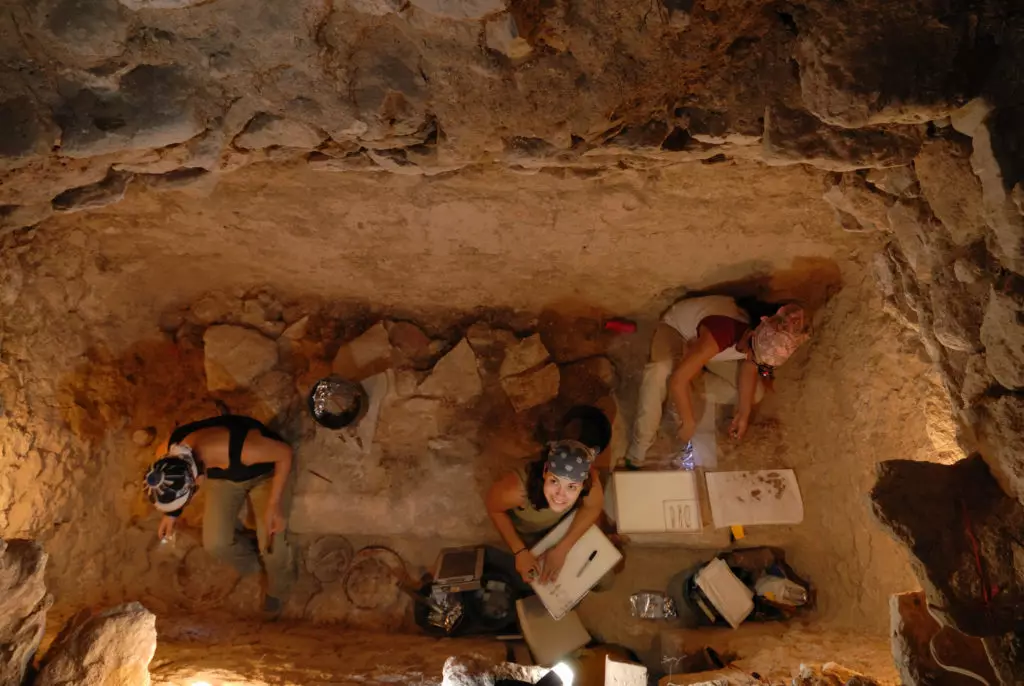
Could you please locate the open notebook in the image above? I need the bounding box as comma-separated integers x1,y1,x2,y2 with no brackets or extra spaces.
529,512,622,620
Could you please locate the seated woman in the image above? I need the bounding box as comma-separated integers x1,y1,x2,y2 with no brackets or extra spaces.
486,406,612,585
626,295,811,468
143,414,296,616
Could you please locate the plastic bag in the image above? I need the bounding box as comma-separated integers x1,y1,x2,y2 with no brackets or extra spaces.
630,591,678,619
671,441,696,471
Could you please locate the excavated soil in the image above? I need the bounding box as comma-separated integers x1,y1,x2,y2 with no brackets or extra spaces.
1,160,960,679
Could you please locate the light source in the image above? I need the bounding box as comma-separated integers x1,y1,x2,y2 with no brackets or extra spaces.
550,661,574,686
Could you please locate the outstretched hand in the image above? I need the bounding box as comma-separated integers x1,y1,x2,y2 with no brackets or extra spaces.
263,507,287,553
729,414,749,441
158,515,177,541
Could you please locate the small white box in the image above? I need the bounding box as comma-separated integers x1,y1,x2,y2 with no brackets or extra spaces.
606,471,702,533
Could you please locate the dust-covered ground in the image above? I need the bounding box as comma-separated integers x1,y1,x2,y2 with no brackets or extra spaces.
0,160,958,677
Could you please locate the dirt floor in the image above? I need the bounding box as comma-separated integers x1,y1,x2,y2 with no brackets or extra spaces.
0,160,961,681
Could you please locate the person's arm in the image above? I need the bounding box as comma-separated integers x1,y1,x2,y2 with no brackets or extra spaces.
730,360,759,440
668,327,720,443
486,472,541,582
540,470,604,582
241,434,294,542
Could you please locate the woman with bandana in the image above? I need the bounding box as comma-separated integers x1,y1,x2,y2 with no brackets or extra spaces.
486,406,611,585
625,297,811,469
142,414,296,616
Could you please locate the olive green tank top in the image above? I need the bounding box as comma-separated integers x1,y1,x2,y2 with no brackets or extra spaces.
507,465,568,539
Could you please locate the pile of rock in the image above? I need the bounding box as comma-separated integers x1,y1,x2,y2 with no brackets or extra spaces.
1,538,158,686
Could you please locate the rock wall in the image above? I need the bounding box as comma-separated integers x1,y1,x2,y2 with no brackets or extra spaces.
1,0,1022,232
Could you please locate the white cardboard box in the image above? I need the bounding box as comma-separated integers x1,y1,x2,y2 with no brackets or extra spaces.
516,595,590,667
605,471,702,533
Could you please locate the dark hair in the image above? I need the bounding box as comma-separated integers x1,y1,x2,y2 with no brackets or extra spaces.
525,445,593,511
559,404,612,454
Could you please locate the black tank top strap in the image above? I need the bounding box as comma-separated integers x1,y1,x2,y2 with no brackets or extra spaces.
169,415,282,482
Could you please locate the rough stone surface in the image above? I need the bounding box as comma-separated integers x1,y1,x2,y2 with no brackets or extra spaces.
499,333,550,378
979,286,1024,390
929,267,983,353
408,0,504,20
56,65,206,159
871,456,1024,637
976,396,1024,507
203,325,279,391
386,320,434,368
118,0,207,9
52,172,134,214
914,137,987,247
417,338,482,404
763,105,924,171
0,538,51,686
967,112,1024,274
332,321,394,381
501,362,559,412
132,428,155,446
234,114,326,151
35,602,157,686
485,14,532,59
890,590,997,686
823,174,893,232
865,166,918,198
0,96,57,162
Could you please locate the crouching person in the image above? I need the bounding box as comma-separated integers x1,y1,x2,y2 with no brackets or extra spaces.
144,414,296,617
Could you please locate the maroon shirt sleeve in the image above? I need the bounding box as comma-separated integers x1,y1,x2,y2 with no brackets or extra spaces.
698,315,750,352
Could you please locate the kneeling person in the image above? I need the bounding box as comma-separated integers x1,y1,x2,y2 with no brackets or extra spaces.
144,414,296,615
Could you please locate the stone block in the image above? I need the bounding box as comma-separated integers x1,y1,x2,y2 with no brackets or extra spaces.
914,137,986,247
501,362,559,412
967,111,1024,274
0,538,51,686
871,456,1024,636
929,267,983,353
37,0,128,67
822,174,892,232
387,320,434,368
796,13,968,128
203,325,279,391
118,0,207,8
57,65,204,159
417,339,482,404
409,0,504,19
0,203,53,233
980,287,1024,390
51,171,133,214
762,104,924,172
0,96,57,162
190,291,241,326
864,166,917,198
332,321,394,381
890,590,997,686
499,334,550,378
485,14,532,59
234,113,326,150
976,396,1024,507
35,602,156,686
281,315,310,341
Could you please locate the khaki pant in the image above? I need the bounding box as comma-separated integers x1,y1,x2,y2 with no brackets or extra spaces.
202,473,295,599
626,324,763,466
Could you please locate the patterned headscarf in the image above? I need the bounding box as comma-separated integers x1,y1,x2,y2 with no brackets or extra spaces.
752,304,811,374
544,439,596,483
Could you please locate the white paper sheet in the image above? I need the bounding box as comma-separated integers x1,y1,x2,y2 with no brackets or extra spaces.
529,512,622,620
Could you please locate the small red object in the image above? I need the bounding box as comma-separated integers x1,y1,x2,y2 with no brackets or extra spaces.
603,318,637,334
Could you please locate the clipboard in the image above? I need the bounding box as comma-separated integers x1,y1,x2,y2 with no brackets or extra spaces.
529,512,622,619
